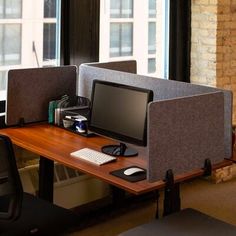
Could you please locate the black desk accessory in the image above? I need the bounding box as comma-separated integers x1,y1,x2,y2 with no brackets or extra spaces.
110,166,146,182
59,106,96,138
65,126,96,138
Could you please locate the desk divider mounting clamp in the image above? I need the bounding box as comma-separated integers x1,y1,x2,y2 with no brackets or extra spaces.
154,190,160,219
162,169,181,217
18,117,25,127
203,158,212,177
161,160,212,218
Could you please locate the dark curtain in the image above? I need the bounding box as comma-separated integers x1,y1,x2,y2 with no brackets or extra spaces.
169,0,191,82
60,0,70,65
60,0,100,66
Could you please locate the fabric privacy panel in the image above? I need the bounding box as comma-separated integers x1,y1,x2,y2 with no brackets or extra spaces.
6,66,77,126
91,60,137,74
79,62,232,159
147,92,225,182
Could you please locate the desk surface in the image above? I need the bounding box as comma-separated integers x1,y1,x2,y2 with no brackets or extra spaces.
0,123,231,195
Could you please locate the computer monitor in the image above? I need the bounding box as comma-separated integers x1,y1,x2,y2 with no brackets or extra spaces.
89,80,153,157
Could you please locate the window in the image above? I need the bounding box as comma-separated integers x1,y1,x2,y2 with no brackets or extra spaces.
148,22,156,54
0,24,21,66
44,0,56,18
147,0,157,75
43,23,56,61
110,23,133,57
110,0,133,18
148,58,156,73
0,71,6,90
43,0,59,66
0,0,22,19
109,0,133,58
149,0,156,18
100,0,169,78
0,0,61,99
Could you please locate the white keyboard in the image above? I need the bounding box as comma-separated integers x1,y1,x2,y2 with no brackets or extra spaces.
70,148,117,165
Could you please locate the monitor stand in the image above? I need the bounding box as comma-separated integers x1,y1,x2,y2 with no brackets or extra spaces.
101,143,138,157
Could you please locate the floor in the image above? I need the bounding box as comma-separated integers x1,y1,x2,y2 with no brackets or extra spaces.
68,176,236,236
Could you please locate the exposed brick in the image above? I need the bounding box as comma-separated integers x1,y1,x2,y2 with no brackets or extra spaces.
191,0,236,118
209,0,218,4
218,0,230,4
198,0,210,5
201,5,218,13
217,14,231,21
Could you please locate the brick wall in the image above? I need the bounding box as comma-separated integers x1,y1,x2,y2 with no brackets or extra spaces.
191,0,236,123
191,0,217,86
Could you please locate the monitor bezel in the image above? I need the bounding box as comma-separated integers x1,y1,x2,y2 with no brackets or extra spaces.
88,80,153,147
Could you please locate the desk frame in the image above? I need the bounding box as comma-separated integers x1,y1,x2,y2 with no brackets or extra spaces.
0,123,231,217
38,157,54,201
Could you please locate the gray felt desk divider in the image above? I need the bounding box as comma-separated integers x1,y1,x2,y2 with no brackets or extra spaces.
78,61,232,181
6,66,77,126
90,60,137,74
148,92,225,182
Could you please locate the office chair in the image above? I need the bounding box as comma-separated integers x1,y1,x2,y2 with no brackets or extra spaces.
0,134,78,236
119,208,236,236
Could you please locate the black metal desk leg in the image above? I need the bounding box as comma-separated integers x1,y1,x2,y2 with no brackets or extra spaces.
163,169,181,216
110,185,126,207
38,156,54,202
154,190,160,219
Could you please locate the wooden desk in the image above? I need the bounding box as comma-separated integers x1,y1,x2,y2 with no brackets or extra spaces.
0,123,162,193
0,123,232,215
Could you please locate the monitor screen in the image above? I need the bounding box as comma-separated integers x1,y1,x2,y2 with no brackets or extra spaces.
89,80,153,157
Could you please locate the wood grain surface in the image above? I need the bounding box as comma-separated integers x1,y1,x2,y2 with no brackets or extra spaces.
0,123,232,195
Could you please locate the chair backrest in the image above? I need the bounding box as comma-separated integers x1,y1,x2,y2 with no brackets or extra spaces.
0,135,23,221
